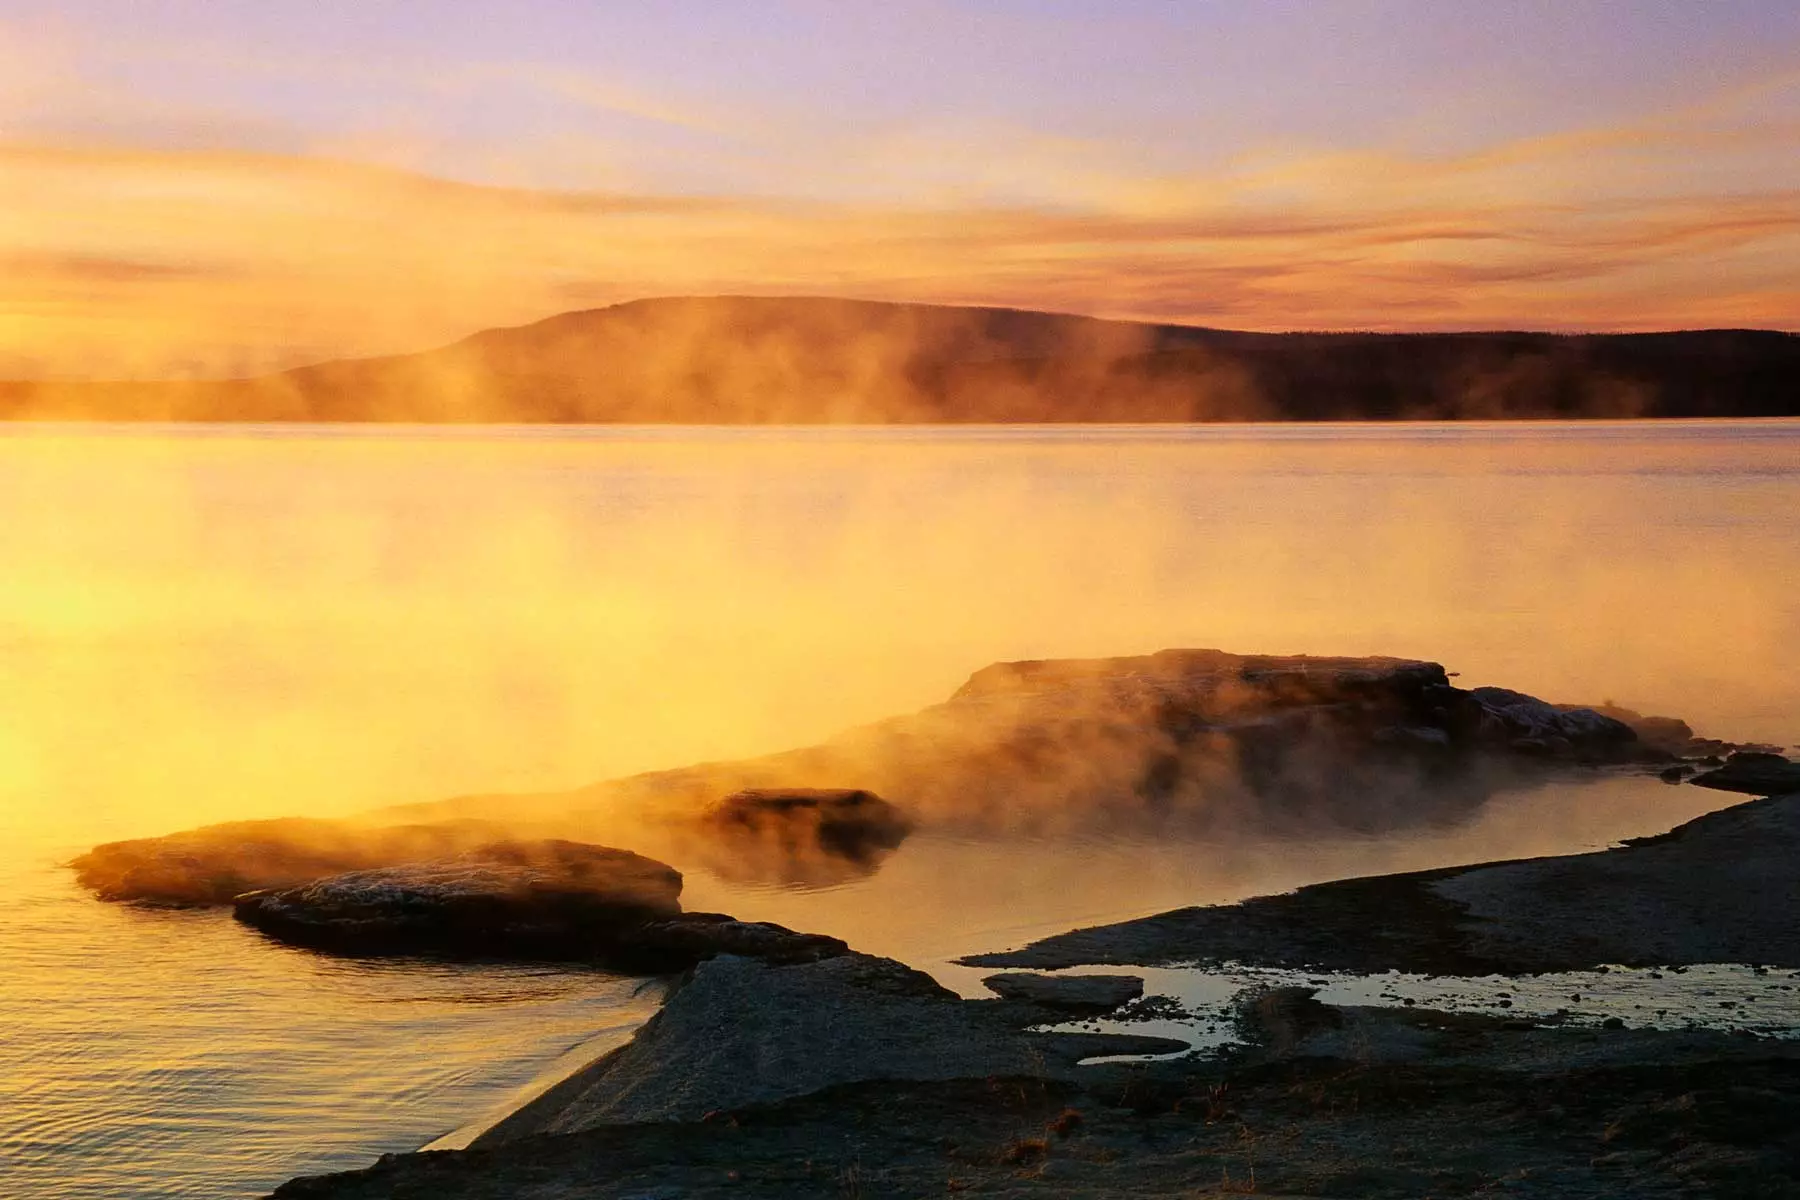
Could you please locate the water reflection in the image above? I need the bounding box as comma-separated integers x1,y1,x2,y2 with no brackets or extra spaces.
0,843,659,1200
677,772,1745,971
1,421,1795,1199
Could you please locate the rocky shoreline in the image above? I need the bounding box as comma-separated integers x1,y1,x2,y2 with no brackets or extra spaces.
75,650,1739,916
272,1015,1800,1199
64,648,1800,1197
964,784,1800,977
265,779,1800,1198
71,650,1744,980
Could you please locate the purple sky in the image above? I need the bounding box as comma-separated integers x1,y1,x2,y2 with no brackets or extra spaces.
0,2,1796,372
9,1,1796,195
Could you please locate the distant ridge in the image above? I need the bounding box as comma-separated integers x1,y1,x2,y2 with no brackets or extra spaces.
3,296,1796,422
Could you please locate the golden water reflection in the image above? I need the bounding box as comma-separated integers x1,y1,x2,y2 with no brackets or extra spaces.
0,421,1796,1198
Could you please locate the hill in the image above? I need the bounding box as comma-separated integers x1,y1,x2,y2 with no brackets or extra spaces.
3,296,1796,422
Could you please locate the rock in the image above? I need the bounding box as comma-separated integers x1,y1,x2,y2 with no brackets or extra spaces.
470,952,1187,1142
86,650,1734,910
675,788,913,886
969,792,1800,975
699,651,1672,837
1564,704,1696,756
1690,754,1800,797
617,913,849,971
1233,985,1346,1052
1727,751,1790,765
229,843,854,971
981,972,1145,1013
69,817,514,906
232,840,684,960
384,648,1715,847
1467,688,1637,758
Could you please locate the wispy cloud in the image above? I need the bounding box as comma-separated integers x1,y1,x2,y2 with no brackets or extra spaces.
1,81,1797,378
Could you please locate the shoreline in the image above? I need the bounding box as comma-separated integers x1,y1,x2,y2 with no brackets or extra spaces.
55,647,1796,1195
964,790,1800,976
272,785,1800,1198
419,978,671,1153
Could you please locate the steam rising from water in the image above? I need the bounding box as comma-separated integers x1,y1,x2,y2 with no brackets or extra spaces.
1,422,1795,1200
1,421,1795,854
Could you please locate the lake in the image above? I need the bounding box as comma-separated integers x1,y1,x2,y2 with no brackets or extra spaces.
1,420,1796,1197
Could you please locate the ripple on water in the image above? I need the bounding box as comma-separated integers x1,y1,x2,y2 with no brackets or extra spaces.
0,849,658,1200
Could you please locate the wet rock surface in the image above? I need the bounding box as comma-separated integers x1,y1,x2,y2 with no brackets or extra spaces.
68,648,1796,1198
266,787,1800,1199
612,914,849,972
968,791,1800,975
1232,984,1348,1050
230,845,855,972
982,972,1145,1014
1690,751,1800,796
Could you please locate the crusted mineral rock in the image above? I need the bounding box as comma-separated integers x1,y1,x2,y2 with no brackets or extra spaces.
70,818,511,906
231,842,847,970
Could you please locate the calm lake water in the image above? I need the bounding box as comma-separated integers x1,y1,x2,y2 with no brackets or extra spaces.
2,420,1797,1198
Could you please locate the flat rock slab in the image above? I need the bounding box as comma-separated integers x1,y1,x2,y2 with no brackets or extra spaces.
615,914,848,971
1690,753,1800,796
982,972,1145,1013
230,847,849,971
967,792,1800,975
69,817,518,906
472,952,1186,1143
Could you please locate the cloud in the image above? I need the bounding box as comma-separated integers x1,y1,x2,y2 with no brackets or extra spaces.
1,91,1797,379
1,251,230,285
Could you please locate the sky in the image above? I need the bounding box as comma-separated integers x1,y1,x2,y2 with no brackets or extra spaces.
1,1,1797,376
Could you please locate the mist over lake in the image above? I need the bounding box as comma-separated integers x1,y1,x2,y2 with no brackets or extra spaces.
2,419,1797,1198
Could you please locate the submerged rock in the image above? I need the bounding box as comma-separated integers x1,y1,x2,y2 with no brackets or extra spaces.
982,972,1144,1013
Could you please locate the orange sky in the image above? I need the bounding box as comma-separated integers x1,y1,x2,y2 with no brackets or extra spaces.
1,3,1797,378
